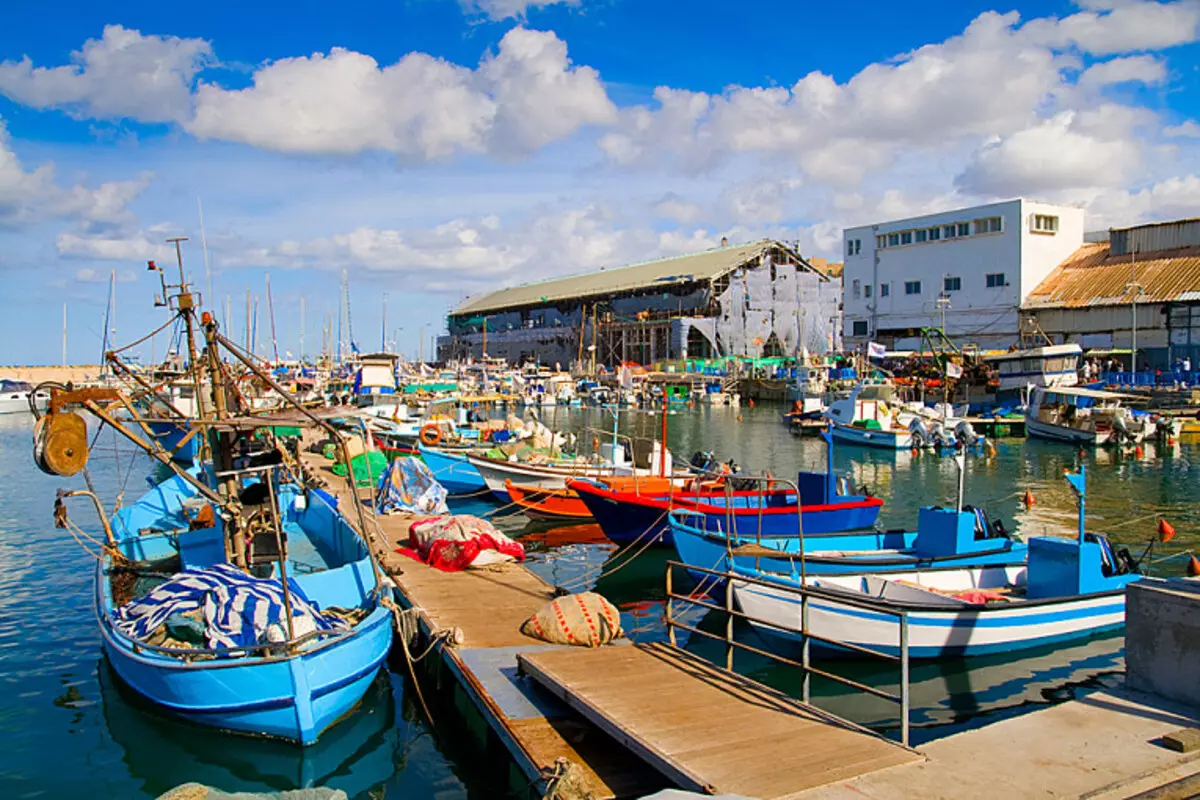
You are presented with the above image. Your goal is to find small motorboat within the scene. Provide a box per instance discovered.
[418,444,489,496]
[732,466,1151,658]
[0,378,49,415]
[1025,385,1151,445]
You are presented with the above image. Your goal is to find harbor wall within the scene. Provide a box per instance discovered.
[1125,578,1200,708]
[1,365,103,384]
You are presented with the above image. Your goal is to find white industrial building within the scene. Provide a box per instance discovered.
[842,199,1085,350]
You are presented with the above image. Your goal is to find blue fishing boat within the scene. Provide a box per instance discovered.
[31,249,394,745]
[569,432,882,547]
[670,500,1025,578]
[89,468,393,744]
[147,419,200,464]
[418,443,488,495]
[732,466,1152,658]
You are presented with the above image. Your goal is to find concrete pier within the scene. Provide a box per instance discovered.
[1126,578,1200,709]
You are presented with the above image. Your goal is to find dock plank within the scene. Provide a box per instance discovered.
[519,642,921,799]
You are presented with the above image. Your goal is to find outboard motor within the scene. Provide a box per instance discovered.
[908,418,930,448]
[1112,413,1132,443]
[955,420,981,448]
[1155,415,1177,441]
[928,420,956,449]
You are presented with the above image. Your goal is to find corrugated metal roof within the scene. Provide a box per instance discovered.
[452,239,797,316]
[1024,241,1200,309]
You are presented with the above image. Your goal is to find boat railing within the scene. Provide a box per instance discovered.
[664,559,912,748]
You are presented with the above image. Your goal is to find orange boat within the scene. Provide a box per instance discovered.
[505,475,725,520]
[505,480,592,519]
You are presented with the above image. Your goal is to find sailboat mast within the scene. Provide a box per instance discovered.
[381,292,387,352]
[61,303,67,368]
[99,271,114,377]
[265,272,279,365]
[300,295,306,363]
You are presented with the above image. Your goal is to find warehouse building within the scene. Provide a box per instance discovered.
[1023,218,1200,369]
[842,199,1084,350]
[438,239,842,367]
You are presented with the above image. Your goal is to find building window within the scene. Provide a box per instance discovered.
[847,240,854,257]
[975,217,1002,234]
[957,222,970,237]
[854,239,861,255]
[1032,214,1059,233]
[944,276,962,292]
[986,272,1007,288]
[905,280,921,295]
[864,284,873,298]
[880,283,890,297]
[915,229,928,243]
[943,224,957,239]
[900,231,913,245]
[928,227,941,241]
[853,320,869,336]
[852,279,861,299]
[888,233,900,246]
[876,234,887,248]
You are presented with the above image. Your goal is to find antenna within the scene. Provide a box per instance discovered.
[197,197,214,324]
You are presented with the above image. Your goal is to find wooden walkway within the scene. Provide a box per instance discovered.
[520,643,919,799]
[300,447,920,798]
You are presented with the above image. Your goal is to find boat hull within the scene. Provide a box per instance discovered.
[419,445,488,495]
[671,523,1026,581]
[571,480,883,547]
[147,420,200,463]
[505,481,592,519]
[98,579,393,745]
[1024,417,1109,445]
[829,422,912,450]
[734,577,1127,659]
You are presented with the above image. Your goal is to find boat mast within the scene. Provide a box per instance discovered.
[266,272,279,365]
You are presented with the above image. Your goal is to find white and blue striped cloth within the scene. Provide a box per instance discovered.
[112,563,340,650]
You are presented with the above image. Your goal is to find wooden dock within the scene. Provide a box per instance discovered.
[520,643,919,798]
[300,446,920,798]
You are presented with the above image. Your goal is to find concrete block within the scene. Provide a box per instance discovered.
[1126,578,1200,708]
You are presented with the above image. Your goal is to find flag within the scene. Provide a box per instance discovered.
[867,341,886,359]
[946,361,963,379]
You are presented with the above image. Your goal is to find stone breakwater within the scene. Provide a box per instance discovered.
[0,365,103,384]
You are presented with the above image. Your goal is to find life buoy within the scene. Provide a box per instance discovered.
[419,424,442,446]
[811,356,821,368]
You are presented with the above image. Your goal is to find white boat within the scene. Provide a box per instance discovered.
[733,467,1144,658]
[824,383,918,449]
[0,379,49,415]
[1025,385,1148,445]
[985,343,1081,397]
[466,442,672,501]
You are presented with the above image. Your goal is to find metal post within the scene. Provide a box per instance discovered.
[665,562,676,648]
[900,613,910,747]
[724,576,734,671]
[801,592,811,704]
[265,471,297,644]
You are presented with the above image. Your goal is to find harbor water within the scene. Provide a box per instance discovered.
[0,406,1197,798]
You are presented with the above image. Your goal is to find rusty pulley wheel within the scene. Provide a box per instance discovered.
[33,410,90,476]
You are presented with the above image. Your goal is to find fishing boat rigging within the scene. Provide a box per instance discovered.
[27,241,393,745]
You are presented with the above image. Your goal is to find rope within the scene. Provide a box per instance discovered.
[554,508,669,593]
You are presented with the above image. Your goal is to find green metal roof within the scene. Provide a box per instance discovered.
[451,239,801,316]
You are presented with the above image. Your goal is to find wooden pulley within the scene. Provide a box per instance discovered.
[33,410,90,476]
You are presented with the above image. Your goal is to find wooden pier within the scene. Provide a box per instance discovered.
[301,448,920,798]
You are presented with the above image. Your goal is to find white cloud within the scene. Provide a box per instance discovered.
[955,111,1142,196]
[1023,0,1200,56]
[0,116,152,230]
[55,230,173,261]
[0,25,211,123]
[459,0,579,21]
[1077,54,1167,92]
[1164,120,1200,137]
[652,193,704,224]
[1086,174,1200,227]
[187,28,613,160]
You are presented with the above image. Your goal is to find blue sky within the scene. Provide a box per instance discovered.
[2,0,1199,364]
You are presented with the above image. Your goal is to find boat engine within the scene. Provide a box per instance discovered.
[955,420,982,447]
[908,418,930,447]
[928,420,956,448]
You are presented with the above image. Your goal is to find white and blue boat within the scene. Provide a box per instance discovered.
[732,466,1147,658]
[90,467,393,744]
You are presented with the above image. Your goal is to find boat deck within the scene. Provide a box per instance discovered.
[300,447,921,798]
